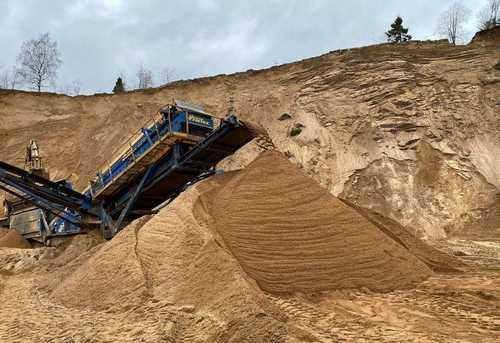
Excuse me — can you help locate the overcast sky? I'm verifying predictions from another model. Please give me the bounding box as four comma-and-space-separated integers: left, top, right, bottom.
0, 0, 487, 94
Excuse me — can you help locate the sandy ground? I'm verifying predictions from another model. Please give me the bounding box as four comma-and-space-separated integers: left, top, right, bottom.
0, 242, 498, 342
0, 153, 498, 342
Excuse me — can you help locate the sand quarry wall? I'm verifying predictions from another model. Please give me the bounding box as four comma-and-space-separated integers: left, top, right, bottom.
40, 152, 463, 319
1, 34, 499, 239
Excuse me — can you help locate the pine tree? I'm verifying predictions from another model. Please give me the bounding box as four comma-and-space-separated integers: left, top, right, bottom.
386, 16, 412, 43
112, 77, 125, 93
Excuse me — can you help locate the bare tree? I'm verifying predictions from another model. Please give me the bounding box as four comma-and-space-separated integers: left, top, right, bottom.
17, 32, 62, 92
437, 2, 471, 45
11, 67, 22, 89
0, 65, 9, 89
0, 66, 22, 90
136, 64, 154, 89
60, 79, 83, 95
0, 70, 8, 89
72, 79, 82, 95
160, 67, 176, 85
478, 0, 499, 30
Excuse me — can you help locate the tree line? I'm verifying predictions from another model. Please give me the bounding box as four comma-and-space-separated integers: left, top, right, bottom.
112, 65, 176, 94
1, 0, 498, 94
0, 33, 176, 94
386, 0, 499, 45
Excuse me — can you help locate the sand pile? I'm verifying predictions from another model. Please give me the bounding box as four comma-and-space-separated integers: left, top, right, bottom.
43, 185, 282, 334
0, 229, 31, 249
41, 184, 288, 341
0, 228, 8, 240
43, 219, 151, 309
198, 151, 432, 293
40, 152, 455, 303
33, 151, 475, 340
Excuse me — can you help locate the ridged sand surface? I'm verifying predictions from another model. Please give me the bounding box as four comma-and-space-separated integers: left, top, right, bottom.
199, 151, 433, 293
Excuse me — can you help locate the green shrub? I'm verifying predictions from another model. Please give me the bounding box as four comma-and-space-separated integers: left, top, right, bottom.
113, 77, 125, 93
290, 127, 302, 137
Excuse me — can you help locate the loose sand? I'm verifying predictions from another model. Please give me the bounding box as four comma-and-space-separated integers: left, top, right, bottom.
0, 151, 497, 342
42, 151, 444, 313
198, 151, 433, 293
0, 229, 32, 249
349, 203, 466, 272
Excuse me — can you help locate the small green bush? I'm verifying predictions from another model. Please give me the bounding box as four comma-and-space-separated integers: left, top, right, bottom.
113, 77, 125, 93
290, 127, 302, 137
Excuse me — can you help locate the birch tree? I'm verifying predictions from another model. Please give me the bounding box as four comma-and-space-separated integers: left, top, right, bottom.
136, 64, 154, 89
478, 0, 499, 30
437, 2, 471, 45
17, 33, 62, 92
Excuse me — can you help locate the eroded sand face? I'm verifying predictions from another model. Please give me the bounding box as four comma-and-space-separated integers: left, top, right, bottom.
1, 33, 499, 239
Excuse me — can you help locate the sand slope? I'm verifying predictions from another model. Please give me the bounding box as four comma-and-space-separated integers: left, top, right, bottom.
199, 151, 432, 293
0, 229, 31, 249
38, 151, 446, 339
1, 151, 495, 342
348, 203, 466, 272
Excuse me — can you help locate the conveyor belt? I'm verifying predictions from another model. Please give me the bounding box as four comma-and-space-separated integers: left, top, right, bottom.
105, 116, 255, 216
0, 107, 256, 241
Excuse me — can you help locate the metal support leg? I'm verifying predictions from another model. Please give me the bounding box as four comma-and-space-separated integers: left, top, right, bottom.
173, 142, 181, 164
100, 206, 114, 240
111, 166, 154, 236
